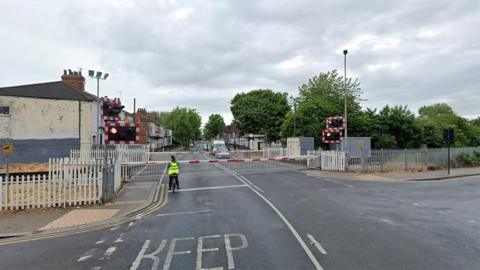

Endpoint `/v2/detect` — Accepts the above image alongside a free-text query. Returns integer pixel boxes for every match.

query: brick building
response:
[134,109,172,150]
[0,70,98,163]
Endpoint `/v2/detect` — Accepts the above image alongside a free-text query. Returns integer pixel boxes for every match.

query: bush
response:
[456,151,480,167]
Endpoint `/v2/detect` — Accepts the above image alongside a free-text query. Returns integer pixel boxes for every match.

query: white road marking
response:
[196,235,222,270]
[380,218,397,226]
[224,234,248,269]
[242,178,264,193]
[104,246,117,257]
[110,227,119,231]
[128,221,135,228]
[96,240,105,245]
[157,209,213,217]
[306,234,327,255]
[130,239,167,270]
[78,248,97,262]
[219,165,324,270]
[163,237,194,270]
[77,255,91,262]
[91,267,102,270]
[114,233,125,243]
[169,184,247,192]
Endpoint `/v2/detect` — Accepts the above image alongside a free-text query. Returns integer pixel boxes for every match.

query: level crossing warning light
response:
[105,121,140,144]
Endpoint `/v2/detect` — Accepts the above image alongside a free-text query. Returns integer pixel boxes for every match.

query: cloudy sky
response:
[1,0,479,124]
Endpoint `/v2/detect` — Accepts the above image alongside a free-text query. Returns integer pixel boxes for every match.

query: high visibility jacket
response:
[168,162,179,175]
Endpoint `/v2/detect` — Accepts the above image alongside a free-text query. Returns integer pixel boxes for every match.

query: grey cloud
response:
[0,0,478,123]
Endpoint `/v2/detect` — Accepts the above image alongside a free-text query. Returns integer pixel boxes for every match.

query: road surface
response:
[0,151,479,270]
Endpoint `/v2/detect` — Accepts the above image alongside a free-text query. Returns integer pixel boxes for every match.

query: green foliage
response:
[472,117,480,128]
[204,114,226,140]
[231,89,289,142]
[417,103,480,147]
[280,70,362,147]
[151,107,201,147]
[456,151,480,167]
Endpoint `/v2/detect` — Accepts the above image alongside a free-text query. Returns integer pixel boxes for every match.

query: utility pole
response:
[133,98,136,124]
[88,70,109,145]
[343,49,348,152]
[293,101,297,137]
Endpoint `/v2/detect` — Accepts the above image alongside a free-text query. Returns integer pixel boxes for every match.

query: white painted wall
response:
[0,96,95,145]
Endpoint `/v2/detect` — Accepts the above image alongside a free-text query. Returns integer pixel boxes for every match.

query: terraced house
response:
[0,70,98,163]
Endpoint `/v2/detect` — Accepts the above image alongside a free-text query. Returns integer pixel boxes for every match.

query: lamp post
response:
[343,49,348,152]
[88,70,109,145]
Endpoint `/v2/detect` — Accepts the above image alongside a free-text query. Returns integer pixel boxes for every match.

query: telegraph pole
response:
[343,49,348,152]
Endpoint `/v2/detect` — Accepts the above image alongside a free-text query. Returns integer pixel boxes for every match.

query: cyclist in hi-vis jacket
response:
[168,155,180,191]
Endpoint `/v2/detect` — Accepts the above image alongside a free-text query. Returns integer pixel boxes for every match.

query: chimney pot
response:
[61,68,85,91]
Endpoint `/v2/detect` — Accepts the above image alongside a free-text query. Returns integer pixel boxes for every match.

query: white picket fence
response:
[1,158,103,210]
[320,151,346,171]
[70,145,150,163]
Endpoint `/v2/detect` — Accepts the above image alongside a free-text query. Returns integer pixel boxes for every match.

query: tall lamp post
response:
[88,70,109,145]
[343,49,348,152]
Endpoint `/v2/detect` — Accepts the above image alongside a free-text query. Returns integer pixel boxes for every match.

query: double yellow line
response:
[0,184,169,246]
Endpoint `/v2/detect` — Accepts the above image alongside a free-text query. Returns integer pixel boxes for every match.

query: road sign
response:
[443,128,454,145]
[3,144,13,156]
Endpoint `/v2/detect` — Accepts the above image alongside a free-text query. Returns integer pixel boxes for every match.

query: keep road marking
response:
[130,234,248,270]
[306,234,327,255]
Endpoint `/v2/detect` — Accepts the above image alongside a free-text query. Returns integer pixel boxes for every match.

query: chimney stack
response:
[61,69,85,91]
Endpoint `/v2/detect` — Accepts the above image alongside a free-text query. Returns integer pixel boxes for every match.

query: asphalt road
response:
[0,151,479,270]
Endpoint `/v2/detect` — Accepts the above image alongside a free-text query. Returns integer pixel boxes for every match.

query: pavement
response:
[0,170,160,237]
[0,152,479,270]
[308,166,480,182]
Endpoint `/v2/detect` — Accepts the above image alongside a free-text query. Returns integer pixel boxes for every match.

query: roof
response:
[0,81,96,101]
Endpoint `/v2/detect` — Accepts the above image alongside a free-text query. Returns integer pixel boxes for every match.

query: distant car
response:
[215,147,230,159]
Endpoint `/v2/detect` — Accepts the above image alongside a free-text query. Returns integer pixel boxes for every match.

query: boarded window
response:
[0,106,9,115]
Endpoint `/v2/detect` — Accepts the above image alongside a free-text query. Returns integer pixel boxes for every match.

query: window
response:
[0,106,9,116]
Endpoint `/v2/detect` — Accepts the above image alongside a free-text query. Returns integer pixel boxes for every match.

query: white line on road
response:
[168,184,247,193]
[157,209,213,217]
[114,233,125,243]
[104,246,117,257]
[77,255,91,262]
[91,267,102,270]
[78,248,97,262]
[242,178,265,193]
[306,234,327,255]
[110,226,119,231]
[128,221,135,228]
[219,165,325,270]
[96,240,105,245]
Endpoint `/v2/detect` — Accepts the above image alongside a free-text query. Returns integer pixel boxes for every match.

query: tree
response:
[151,107,202,148]
[204,114,226,140]
[472,117,480,128]
[418,103,480,147]
[376,105,421,148]
[231,89,289,142]
[280,70,363,147]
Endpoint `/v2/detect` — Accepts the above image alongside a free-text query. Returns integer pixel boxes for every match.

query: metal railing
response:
[121,157,310,181]
[347,147,480,172]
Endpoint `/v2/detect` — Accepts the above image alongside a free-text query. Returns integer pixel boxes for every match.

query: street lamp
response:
[343,49,348,152]
[89,69,109,145]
